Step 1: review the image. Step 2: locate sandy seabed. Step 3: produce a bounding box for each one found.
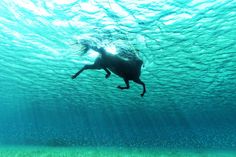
[0,146,235,157]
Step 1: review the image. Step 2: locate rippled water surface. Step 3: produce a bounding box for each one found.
[0,0,236,150]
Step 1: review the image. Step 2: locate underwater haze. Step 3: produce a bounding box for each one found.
[0,0,236,155]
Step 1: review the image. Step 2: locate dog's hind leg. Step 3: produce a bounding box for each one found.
[103,67,111,79]
[71,64,101,79]
[133,78,146,97]
[117,79,130,90]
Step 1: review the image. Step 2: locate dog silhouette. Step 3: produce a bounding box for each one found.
[71,41,146,97]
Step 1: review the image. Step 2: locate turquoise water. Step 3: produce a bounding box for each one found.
[0,0,236,151]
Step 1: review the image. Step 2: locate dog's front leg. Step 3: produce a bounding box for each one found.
[133,78,146,97]
[117,79,130,90]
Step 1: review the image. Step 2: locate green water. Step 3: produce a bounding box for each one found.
[0,0,236,156]
[0,147,236,157]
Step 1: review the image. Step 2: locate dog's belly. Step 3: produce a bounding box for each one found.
[102,54,142,80]
[108,64,141,80]
[108,66,123,77]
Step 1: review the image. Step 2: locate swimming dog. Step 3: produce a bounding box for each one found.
[71,41,146,97]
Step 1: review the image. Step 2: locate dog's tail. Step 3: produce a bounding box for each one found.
[79,39,106,56]
[79,40,90,56]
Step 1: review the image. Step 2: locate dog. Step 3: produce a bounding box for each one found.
[71,41,146,97]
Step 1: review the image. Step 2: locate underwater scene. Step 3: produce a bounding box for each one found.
[0,0,236,156]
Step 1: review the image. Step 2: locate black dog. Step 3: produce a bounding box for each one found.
[71,42,146,97]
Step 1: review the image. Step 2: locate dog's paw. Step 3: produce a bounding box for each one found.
[117,85,122,89]
[71,75,76,79]
[105,73,110,79]
[140,93,144,97]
